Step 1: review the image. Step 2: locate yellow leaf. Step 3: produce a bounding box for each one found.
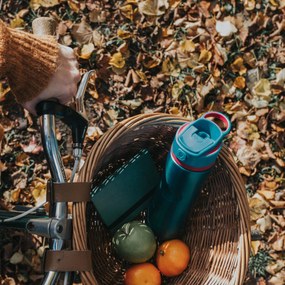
[67,0,80,13]
[32,182,46,206]
[117,29,133,39]
[162,57,180,76]
[38,0,60,8]
[199,49,212,64]
[169,0,181,8]
[172,81,184,100]
[231,57,247,75]
[179,40,195,53]
[109,52,126,69]
[248,196,268,221]
[30,0,41,10]
[80,43,95,60]
[252,79,272,99]
[120,4,135,21]
[269,0,279,6]
[10,17,25,29]
[258,190,276,201]
[233,76,246,89]
[251,240,261,255]
[135,70,147,83]
[244,0,256,11]
[169,106,181,115]
[11,189,21,202]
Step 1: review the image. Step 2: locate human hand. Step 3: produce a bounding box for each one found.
[22,44,81,115]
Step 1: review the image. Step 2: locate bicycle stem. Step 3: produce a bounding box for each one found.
[40,114,68,285]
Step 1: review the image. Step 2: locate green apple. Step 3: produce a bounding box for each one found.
[112,221,157,263]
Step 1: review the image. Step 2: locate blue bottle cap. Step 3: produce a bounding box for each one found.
[171,112,231,171]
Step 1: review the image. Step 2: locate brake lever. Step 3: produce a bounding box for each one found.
[75,70,95,119]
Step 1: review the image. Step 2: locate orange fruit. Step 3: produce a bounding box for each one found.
[124,263,161,285]
[156,239,190,277]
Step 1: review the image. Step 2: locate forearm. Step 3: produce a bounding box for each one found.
[0,20,59,104]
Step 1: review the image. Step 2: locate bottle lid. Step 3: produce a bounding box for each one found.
[172,112,231,170]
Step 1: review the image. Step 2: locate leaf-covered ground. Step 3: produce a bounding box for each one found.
[0,0,285,284]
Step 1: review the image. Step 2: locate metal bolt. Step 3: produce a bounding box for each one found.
[27,222,35,231]
[56,224,63,233]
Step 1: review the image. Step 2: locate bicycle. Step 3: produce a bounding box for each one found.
[0,17,251,285]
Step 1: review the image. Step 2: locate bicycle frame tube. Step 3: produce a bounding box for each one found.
[0,210,48,229]
[40,114,68,285]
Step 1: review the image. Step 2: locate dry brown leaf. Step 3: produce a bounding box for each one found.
[198,49,212,64]
[138,0,169,16]
[236,145,261,169]
[120,4,135,21]
[248,196,269,221]
[171,81,184,100]
[270,200,285,208]
[20,136,43,154]
[67,0,80,12]
[179,39,196,53]
[117,29,133,40]
[79,43,95,59]
[256,215,272,233]
[71,20,93,45]
[233,76,246,89]
[231,57,247,75]
[258,190,276,201]
[237,121,260,140]
[270,235,285,251]
[30,0,59,9]
[266,260,285,275]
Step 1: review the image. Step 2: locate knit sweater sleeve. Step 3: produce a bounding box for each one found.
[0,20,59,104]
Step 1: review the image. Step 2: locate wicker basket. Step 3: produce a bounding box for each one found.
[73,113,251,285]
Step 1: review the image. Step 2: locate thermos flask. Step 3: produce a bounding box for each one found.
[147,112,231,241]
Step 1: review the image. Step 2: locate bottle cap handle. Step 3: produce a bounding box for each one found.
[202,112,231,138]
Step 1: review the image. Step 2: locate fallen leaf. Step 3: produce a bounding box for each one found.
[109,52,126,69]
[256,215,272,233]
[237,145,261,169]
[249,194,269,221]
[38,0,60,8]
[20,136,43,154]
[198,49,212,64]
[10,252,24,265]
[71,20,93,45]
[251,240,261,255]
[234,76,246,89]
[216,20,238,37]
[67,0,80,13]
[79,43,95,59]
[252,79,272,99]
[138,0,169,16]
[231,57,247,75]
[120,4,135,21]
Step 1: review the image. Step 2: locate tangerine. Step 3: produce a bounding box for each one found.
[124,263,161,285]
[156,239,190,277]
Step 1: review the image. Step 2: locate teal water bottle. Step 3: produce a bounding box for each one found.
[147,112,231,241]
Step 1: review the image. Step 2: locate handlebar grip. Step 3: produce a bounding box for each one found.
[32,17,57,36]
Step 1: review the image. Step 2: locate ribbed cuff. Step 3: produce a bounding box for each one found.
[6,28,59,104]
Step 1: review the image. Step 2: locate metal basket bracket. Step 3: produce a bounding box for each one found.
[47,181,91,203]
[43,250,92,272]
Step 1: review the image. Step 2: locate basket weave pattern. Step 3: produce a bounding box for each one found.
[73,113,250,285]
